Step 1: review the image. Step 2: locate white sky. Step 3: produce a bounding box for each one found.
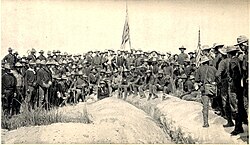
[1,0,249,58]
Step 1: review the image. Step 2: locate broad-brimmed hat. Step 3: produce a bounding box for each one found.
[46,60,55,65]
[158,70,164,74]
[189,75,195,80]
[151,57,157,62]
[15,62,23,67]
[29,61,36,65]
[235,35,248,46]
[166,51,171,55]
[39,50,44,53]
[36,59,41,64]
[179,46,186,50]
[40,60,46,65]
[66,72,71,77]
[188,52,195,55]
[218,46,227,55]
[31,48,36,53]
[200,56,210,64]
[212,43,224,49]
[4,63,11,69]
[146,70,152,73]
[8,47,13,52]
[201,45,211,51]
[181,74,187,79]
[62,60,67,64]
[100,80,106,84]
[226,46,239,53]
[47,51,52,55]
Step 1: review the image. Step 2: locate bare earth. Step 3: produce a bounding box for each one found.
[2,97,172,144]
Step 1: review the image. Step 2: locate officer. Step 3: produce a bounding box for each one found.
[195,56,217,128]
[2,63,17,116]
[2,47,15,68]
[227,46,248,135]
[177,46,189,65]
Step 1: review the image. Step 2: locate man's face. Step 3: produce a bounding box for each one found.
[181,49,184,53]
[239,42,248,53]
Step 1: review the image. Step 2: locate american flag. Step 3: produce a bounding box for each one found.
[196,29,202,67]
[121,5,131,50]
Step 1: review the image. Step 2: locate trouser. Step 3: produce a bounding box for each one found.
[12,86,22,115]
[182,91,201,103]
[212,87,225,116]
[38,86,48,110]
[132,84,139,96]
[118,84,128,100]
[201,95,210,126]
[2,90,14,116]
[25,86,35,110]
[139,85,147,98]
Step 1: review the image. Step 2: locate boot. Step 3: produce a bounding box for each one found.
[202,109,209,128]
[223,120,234,127]
[147,94,152,101]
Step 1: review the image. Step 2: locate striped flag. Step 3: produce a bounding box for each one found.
[121,5,131,50]
[196,29,202,67]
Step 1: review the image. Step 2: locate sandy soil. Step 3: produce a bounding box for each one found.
[125,92,248,144]
[2,98,171,144]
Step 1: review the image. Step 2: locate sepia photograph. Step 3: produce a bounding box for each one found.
[1,0,249,144]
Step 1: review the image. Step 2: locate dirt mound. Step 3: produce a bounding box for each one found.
[2,98,171,144]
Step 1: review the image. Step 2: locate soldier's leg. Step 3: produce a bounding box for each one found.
[38,86,45,108]
[139,85,146,98]
[152,85,158,99]
[132,84,138,96]
[148,84,153,101]
[201,95,209,127]
[123,86,128,100]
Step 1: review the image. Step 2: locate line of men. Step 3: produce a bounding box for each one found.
[1,35,248,136]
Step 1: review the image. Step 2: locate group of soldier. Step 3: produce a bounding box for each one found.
[1,35,248,136]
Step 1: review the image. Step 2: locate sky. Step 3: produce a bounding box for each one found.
[1,0,249,58]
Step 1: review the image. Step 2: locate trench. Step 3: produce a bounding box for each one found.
[125,98,198,144]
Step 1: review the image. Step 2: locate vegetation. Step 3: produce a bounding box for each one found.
[2,102,92,131]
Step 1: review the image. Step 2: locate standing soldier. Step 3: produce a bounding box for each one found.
[24,61,37,109]
[2,47,15,69]
[227,46,248,135]
[216,46,234,127]
[195,56,217,128]
[27,48,37,62]
[2,64,17,116]
[177,46,189,65]
[234,35,248,115]
[36,60,52,110]
[37,50,47,61]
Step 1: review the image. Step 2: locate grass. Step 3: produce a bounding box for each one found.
[1,102,92,131]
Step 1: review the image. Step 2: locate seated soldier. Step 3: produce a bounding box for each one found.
[74,71,88,103]
[131,71,143,97]
[97,80,109,100]
[181,75,202,103]
[154,70,172,100]
[88,68,99,95]
[139,69,156,101]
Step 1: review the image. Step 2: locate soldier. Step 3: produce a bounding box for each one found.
[177,46,189,65]
[234,35,248,113]
[181,75,201,103]
[216,46,234,127]
[2,47,15,68]
[118,69,130,100]
[88,68,100,95]
[27,48,37,62]
[97,80,110,100]
[139,69,156,100]
[227,46,248,135]
[36,60,52,110]
[2,63,17,116]
[195,56,217,128]
[37,50,47,61]
[11,62,24,115]
[188,52,196,64]
[24,61,37,109]
[154,70,170,100]
[201,45,214,66]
